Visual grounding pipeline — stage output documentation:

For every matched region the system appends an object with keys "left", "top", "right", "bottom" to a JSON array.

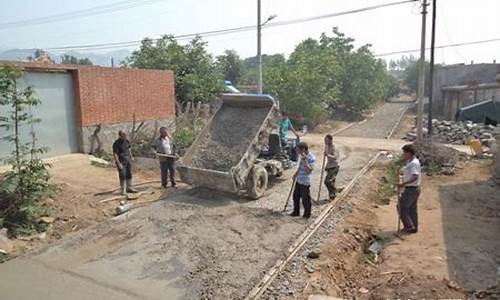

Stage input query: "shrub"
[{"left": 0, "top": 65, "right": 52, "bottom": 236}]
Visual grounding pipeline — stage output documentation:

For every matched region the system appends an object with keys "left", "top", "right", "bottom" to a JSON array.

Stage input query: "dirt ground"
[
  {"left": 0, "top": 136, "right": 380, "bottom": 300},
  {"left": 2, "top": 154, "right": 163, "bottom": 258},
  {"left": 269, "top": 158, "right": 499, "bottom": 300},
  {"left": 391, "top": 112, "right": 415, "bottom": 139}
]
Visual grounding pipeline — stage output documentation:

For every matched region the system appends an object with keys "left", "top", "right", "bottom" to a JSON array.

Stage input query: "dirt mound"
[
  {"left": 412, "top": 142, "right": 467, "bottom": 174},
  {"left": 189, "top": 106, "right": 269, "bottom": 172}
]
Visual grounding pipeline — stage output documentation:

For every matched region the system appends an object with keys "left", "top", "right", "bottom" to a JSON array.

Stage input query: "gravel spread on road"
[{"left": 189, "top": 105, "right": 270, "bottom": 172}]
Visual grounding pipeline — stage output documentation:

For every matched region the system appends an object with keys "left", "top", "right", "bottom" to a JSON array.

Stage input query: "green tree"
[
  {"left": 124, "top": 35, "right": 223, "bottom": 104},
  {"left": 260, "top": 27, "right": 398, "bottom": 123},
  {"left": 216, "top": 50, "right": 244, "bottom": 85},
  {"left": 403, "top": 58, "right": 430, "bottom": 93},
  {"left": 61, "top": 54, "right": 93, "bottom": 65},
  {"left": 0, "top": 65, "right": 51, "bottom": 236}
]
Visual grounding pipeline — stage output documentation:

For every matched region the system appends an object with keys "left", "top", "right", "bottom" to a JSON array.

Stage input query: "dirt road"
[
  {"left": 338, "top": 101, "right": 411, "bottom": 138},
  {"left": 0, "top": 149, "right": 377, "bottom": 300},
  {"left": 0, "top": 102, "right": 413, "bottom": 300}
]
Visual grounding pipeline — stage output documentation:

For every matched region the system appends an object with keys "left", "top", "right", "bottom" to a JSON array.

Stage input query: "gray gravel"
[{"left": 338, "top": 102, "right": 411, "bottom": 139}]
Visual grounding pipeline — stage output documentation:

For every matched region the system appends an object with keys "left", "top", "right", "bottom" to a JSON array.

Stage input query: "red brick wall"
[{"left": 74, "top": 67, "right": 175, "bottom": 126}]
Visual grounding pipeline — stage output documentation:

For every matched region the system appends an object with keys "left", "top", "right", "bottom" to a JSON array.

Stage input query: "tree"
[
  {"left": 403, "top": 58, "right": 430, "bottom": 93},
  {"left": 260, "top": 27, "right": 398, "bottom": 124},
  {"left": 216, "top": 50, "right": 244, "bottom": 85},
  {"left": 0, "top": 65, "right": 51, "bottom": 236},
  {"left": 61, "top": 54, "right": 93, "bottom": 65},
  {"left": 124, "top": 35, "right": 223, "bottom": 104},
  {"left": 240, "top": 54, "right": 287, "bottom": 86}
]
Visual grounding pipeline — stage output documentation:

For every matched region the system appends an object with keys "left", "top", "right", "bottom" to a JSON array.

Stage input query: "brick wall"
[{"left": 75, "top": 67, "right": 175, "bottom": 127}]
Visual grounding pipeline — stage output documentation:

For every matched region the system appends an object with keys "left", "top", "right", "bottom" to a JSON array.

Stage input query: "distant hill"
[{"left": 0, "top": 48, "right": 131, "bottom": 67}]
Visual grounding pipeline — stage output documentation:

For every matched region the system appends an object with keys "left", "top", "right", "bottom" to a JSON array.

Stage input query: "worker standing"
[
  {"left": 398, "top": 144, "right": 421, "bottom": 234},
  {"left": 153, "top": 127, "right": 177, "bottom": 189},
  {"left": 323, "top": 134, "right": 340, "bottom": 200},
  {"left": 112, "top": 130, "right": 137, "bottom": 195},
  {"left": 291, "top": 142, "right": 316, "bottom": 219},
  {"left": 279, "top": 111, "right": 300, "bottom": 147}
]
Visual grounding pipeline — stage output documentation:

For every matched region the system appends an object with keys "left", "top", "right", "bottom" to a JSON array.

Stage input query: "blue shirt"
[{"left": 297, "top": 152, "right": 316, "bottom": 186}]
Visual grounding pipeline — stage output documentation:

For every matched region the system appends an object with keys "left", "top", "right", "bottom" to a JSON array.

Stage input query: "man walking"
[
  {"left": 323, "top": 134, "right": 340, "bottom": 200},
  {"left": 398, "top": 144, "right": 421, "bottom": 234},
  {"left": 291, "top": 142, "right": 316, "bottom": 219},
  {"left": 153, "top": 127, "right": 176, "bottom": 189},
  {"left": 112, "top": 130, "right": 137, "bottom": 195}
]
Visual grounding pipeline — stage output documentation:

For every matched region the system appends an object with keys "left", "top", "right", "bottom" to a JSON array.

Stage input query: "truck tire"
[{"left": 246, "top": 166, "right": 268, "bottom": 200}]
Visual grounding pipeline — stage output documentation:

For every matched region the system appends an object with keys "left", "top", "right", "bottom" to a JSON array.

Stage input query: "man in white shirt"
[
  {"left": 153, "top": 127, "right": 176, "bottom": 189},
  {"left": 398, "top": 144, "right": 421, "bottom": 234}
]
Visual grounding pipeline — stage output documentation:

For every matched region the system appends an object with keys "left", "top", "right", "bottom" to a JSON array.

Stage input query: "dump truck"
[{"left": 177, "top": 93, "right": 293, "bottom": 199}]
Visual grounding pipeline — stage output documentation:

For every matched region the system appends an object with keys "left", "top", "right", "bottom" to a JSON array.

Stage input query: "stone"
[
  {"left": 441, "top": 167, "right": 456, "bottom": 176},
  {"left": 39, "top": 216, "right": 55, "bottom": 224},
  {"left": 307, "top": 249, "right": 321, "bottom": 259},
  {"left": 308, "top": 295, "right": 345, "bottom": 300},
  {"left": 0, "top": 228, "right": 13, "bottom": 253},
  {"left": 306, "top": 264, "right": 316, "bottom": 273}
]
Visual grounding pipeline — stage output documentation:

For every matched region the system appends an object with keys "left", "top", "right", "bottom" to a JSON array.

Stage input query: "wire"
[
  {"left": 375, "top": 37, "right": 500, "bottom": 57},
  {"left": 41, "top": 0, "right": 417, "bottom": 51},
  {"left": 0, "top": 0, "right": 165, "bottom": 30}
]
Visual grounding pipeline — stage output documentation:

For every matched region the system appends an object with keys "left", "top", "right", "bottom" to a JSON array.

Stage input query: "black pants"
[
  {"left": 293, "top": 183, "right": 312, "bottom": 217},
  {"left": 399, "top": 187, "right": 420, "bottom": 231},
  {"left": 117, "top": 159, "right": 132, "bottom": 180},
  {"left": 160, "top": 158, "right": 176, "bottom": 187}
]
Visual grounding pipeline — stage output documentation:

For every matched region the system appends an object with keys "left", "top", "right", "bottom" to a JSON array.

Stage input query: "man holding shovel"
[
  {"left": 323, "top": 134, "right": 340, "bottom": 200},
  {"left": 290, "top": 142, "right": 316, "bottom": 219},
  {"left": 397, "top": 144, "right": 421, "bottom": 234},
  {"left": 153, "top": 127, "right": 177, "bottom": 189}
]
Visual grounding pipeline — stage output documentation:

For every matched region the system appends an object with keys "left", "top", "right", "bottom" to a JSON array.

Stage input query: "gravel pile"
[
  {"left": 404, "top": 119, "right": 498, "bottom": 150},
  {"left": 188, "top": 105, "right": 270, "bottom": 172}
]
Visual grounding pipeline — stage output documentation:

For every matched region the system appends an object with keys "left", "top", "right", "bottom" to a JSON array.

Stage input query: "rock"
[
  {"left": 307, "top": 249, "right": 321, "bottom": 259},
  {"left": 367, "top": 240, "right": 383, "bottom": 255},
  {"left": 441, "top": 167, "right": 456, "bottom": 176},
  {"left": 308, "top": 295, "right": 345, "bottom": 300},
  {"left": 89, "top": 156, "right": 110, "bottom": 167},
  {"left": 306, "top": 264, "right": 316, "bottom": 273},
  {"left": 39, "top": 216, "right": 55, "bottom": 224},
  {"left": 0, "top": 228, "right": 13, "bottom": 253}
]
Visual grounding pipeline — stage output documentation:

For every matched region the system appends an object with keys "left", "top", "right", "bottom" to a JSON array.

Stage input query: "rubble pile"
[
  {"left": 412, "top": 142, "right": 468, "bottom": 176},
  {"left": 404, "top": 119, "right": 498, "bottom": 153}
]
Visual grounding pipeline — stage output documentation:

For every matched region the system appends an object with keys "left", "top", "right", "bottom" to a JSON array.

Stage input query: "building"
[
  {"left": 432, "top": 63, "right": 500, "bottom": 120},
  {"left": 0, "top": 61, "right": 175, "bottom": 159}
]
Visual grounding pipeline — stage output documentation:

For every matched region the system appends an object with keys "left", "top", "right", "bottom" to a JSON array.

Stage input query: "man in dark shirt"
[{"left": 112, "top": 130, "right": 137, "bottom": 195}]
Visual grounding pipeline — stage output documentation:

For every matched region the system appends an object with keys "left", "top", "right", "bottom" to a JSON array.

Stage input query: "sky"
[{"left": 0, "top": 0, "right": 499, "bottom": 64}]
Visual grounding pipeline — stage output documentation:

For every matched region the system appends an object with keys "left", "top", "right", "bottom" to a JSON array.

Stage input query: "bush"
[
  {"left": 0, "top": 65, "right": 52, "bottom": 236},
  {"left": 173, "top": 127, "right": 197, "bottom": 150},
  {"left": 378, "top": 156, "right": 404, "bottom": 205}
]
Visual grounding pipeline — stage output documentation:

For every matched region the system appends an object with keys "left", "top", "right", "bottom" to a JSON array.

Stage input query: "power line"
[
  {"left": 0, "top": 0, "right": 164, "bottom": 30},
  {"left": 42, "top": 0, "right": 417, "bottom": 51},
  {"left": 375, "top": 37, "right": 500, "bottom": 57}
]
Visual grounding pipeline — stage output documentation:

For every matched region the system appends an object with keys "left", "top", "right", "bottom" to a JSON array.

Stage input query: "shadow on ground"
[{"left": 439, "top": 179, "right": 500, "bottom": 290}]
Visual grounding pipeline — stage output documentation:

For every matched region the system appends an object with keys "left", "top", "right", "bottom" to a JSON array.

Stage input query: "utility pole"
[
  {"left": 257, "top": 0, "right": 263, "bottom": 94},
  {"left": 427, "top": 0, "right": 437, "bottom": 136},
  {"left": 416, "top": 0, "right": 428, "bottom": 143}
]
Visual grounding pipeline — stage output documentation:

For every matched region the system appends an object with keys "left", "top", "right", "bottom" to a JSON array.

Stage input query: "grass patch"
[{"left": 378, "top": 155, "right": 404, "bottom": 205}]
